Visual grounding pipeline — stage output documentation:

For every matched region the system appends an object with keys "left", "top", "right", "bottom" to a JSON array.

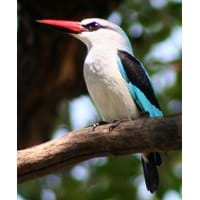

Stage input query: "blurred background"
[{"left": 17, "top": 0, "right": 182, "bottom": 199}]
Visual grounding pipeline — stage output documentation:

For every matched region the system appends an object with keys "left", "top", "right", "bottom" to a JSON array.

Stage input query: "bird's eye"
[{"left": 83, "top": 22, "right": 101, "bottom": 31}]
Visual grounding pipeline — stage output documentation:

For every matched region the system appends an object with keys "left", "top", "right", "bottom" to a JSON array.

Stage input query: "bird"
[{"left": 36, "top": 18, "right": 163, "bottom": 193}]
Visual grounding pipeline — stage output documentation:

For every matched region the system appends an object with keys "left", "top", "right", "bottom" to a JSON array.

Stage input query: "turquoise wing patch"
[
  {"left": 117, "top": 57, "right": 163, "bottom": 117},
  {"left": 128, "top": 83, "right": 163, "bottom": 117}
]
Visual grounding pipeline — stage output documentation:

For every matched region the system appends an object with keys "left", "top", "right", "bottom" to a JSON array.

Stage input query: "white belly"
[{"left": 84, "top": 49, "right": 139, "bottom": 122}]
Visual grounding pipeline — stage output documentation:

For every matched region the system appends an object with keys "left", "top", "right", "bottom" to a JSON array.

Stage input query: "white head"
[{"left": 37, "top": 18, "right": 133, "bottom": 54}]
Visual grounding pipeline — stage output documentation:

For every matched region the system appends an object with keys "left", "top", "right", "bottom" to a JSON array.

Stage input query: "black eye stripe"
[{"left": 83, "top": 22, "right": 103, "bottom": 31}]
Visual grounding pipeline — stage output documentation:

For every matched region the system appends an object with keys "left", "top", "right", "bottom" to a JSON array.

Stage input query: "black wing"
[{"left": 118, "top": 50, "right": 161, "bottom": 110}]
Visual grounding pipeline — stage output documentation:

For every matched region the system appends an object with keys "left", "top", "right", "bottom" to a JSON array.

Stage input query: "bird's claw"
[{"left": 91, "top": 121, "right": 108, "bottom": 131}]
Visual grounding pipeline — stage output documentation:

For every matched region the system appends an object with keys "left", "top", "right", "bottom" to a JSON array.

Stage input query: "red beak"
[{"left": 36, "top": 19, "right": 85, "bottom": 33}]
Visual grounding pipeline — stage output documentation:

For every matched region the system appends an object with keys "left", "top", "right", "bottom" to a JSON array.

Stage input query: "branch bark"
[{"left": 18, "top": 114, "right": 181, "bottom": 183}]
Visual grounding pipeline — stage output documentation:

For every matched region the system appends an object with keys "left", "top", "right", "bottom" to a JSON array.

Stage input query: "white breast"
[{"left": 83, "top": 47, "right": 139, "bottom": 122}]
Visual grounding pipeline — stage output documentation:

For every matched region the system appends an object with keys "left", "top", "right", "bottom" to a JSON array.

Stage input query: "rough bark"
[{"left": 18, "top": 114, "right": 181, "bottom": 183}]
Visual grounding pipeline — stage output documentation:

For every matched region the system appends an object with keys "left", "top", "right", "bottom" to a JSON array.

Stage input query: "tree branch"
[{"left": 18, "top": 114, "right": 181, "bottom": 183}]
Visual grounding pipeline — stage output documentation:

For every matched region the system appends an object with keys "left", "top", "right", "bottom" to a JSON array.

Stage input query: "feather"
[
  {"left": 117, "top": 50, "right": 163, "bottom": 193},
  {"left": 117, "top": 50, "right": 162, "bottom": 117},
  {"left": 141, "top": 153, "right": 162, "bottom": 193}
]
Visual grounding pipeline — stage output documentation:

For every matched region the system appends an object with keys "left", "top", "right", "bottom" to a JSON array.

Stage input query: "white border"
[
  {"left": 0, "top": 1, "right": 17, "bottom": 199},
  {"left": 183, "top": 1, "right": 200, "bottom": 199}
]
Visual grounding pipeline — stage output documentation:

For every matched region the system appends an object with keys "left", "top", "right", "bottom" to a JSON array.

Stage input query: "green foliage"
[
  {"left": 18, "top": 0, "right": 182, "bottom": 199},
  {"left": 18, "top": 154, "right": 181, "bottom": 200}
]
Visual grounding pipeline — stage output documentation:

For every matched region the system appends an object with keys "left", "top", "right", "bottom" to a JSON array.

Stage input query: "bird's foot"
[
  {"left": 91, "top": 121, "right": 108, "bottom": 131},
  {"left": 109, "top": 118, "right": 130, "bottom": 132}
]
